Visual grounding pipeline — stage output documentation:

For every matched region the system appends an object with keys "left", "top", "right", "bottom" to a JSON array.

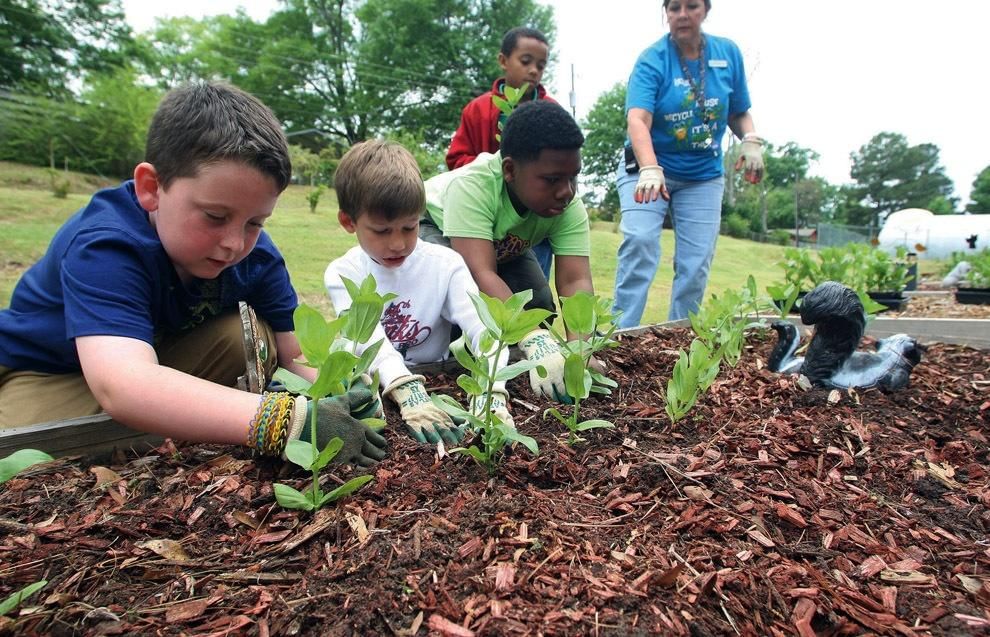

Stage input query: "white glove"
[
  {"left": 384, "top": 375, "right": 463, "bottom": 445},
  {"left": 634, "top": 165, "right": 667, "bottom": 203},
  {"left": 470, "top": 389, "right": 515, "bottom": 429},
  {"left": 734, "top": 134, "right": 765, "bottom": 184},
  {"left": 518, "top": 329, "right": 570, "bottom": 404}
]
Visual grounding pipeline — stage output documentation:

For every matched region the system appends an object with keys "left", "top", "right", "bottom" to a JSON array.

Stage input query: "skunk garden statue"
[{"left": 768, "top": 281, "right": 923, "bottom": 391}]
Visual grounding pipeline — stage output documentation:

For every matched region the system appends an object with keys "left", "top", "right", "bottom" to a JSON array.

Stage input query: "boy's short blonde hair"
[{"left": 334, "top": 140, "right": 425, "bottom": 221}]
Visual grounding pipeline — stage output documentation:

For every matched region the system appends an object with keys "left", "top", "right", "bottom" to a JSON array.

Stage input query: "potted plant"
[
  {"left": 860, "top": 245, "right": 913, "bottom": 312},
  {"left": 954, "top": 248, "right": 990, "bottom": 305}
]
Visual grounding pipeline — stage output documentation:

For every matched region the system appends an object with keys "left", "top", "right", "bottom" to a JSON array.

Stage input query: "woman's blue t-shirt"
[
  {"left": 625, "top": 33, "right": 751, "bottom": 181},
  {"left": 0, "top": 181, "right": 298, "bottom": 374}
]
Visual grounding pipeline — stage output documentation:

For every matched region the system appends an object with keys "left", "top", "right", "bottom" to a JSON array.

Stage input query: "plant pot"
[
  {"left": 867, "top": 291, "right": 908, "bottom": 313},
  {"left": 954, "top": 287, "right": 990, "bottom": 305}
]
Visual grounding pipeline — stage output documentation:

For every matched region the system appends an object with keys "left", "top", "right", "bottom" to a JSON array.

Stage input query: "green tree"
[
  {"left": 580, "top": 83, "right": 626, "bottom": 220},
  {"left": 966, "top": 165, "right": 990, "bottom": 213},
  {"left": 849, "top": 132, "right": 956, "bottom": 227},
  {"left": 0, "top": 0, "right": 134, "bottom": 96}
]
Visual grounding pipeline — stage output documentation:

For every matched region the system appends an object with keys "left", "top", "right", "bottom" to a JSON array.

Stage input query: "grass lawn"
[{"left": 2, "top": 162, "right": 795, "bottom": 323}]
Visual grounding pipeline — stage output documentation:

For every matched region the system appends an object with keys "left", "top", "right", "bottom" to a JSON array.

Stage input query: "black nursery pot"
[
  {"left": 867, "top": 291, "right": 908, "bottom": 313},
  {"left": 955, "top": 288, "right": 990, "bottom": 305}
]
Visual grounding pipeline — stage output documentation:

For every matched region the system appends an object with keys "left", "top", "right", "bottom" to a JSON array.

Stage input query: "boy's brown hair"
[
  {"left": 145, "top": 81, "right": 292, "bottom": 191},
  {"left": 334, "top": 140, "right": 425, "bottom": 221}
]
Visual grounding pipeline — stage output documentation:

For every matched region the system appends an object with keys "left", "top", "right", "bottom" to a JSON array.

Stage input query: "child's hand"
[
  {"left": 385, "top": 375, "right": 464, "bottom": 445},
  {"left": 471, "top": 389, "right": 514, "bottom": 429},
  {"left": 289, "top": 391, "right": 388, "bottom": 467},
  {"left": 518, "top": 329, "right": 572, "bottom": 405}
]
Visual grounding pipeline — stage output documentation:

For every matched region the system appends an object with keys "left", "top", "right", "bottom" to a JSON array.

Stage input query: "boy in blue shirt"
[{"left": 0, "top": 82, "right": 386, "bottom": 466}]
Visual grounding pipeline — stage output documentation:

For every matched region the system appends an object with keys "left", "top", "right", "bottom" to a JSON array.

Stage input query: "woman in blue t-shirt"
[{"left": 613, "top": 0, "right": 765, "bottom": 326}]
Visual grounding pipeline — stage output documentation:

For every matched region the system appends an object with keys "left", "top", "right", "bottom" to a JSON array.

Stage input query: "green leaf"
[
  {"left": 542, "top": 407, "right": 567, "bottom": 424},
  {"left": 273, "top": 483, "right": 315, "bottom": 511},
  {"left": 457, "top": 375, "right": 484, "bottom": 396},
  {"left": 431, "top": 394, "right": 472, "bottom": 421},
  {"left": 310, "top": 351, "right": 360, "bottom": 398},
  {"left": 491, "top": 94, "right": 513, "bottom": 116},
  {"left": 576, "top": 419, "right": 615, "bottom": 431},
  {"left": 504, "top": 308, "right": 554, "bottom": 343},
  {"left": 493, "top": 359, "right": 543, "bottom": 382},
  {"left": 0, "top": 580, "right": 47, "bottom": 615},
  {"left": 343, "top": 294, "right": 386, "bottom": 344},
  {"left": 319, "top": 474, "right": 373, "bottom": 506},
  {"left": 340, "top": 275, "right": 361, "bottom": 300},
  {"left": 362, "top": 417, "right": 387, "bottom": 432},
  {"left": 563, "top": 353, "right": 591, "bottom": 400},
  {"left": 293, "top": 305, "right": 336, "bottom": 368},
  {"left": 469, "top": 293, "right": 501, "bottom": 338},
  {"left": 560, "top": 291, "right": 597, "bottom": 334},
  {"left": 313, "top": 437, "right": 344, "bottom": 472},
  {"left": 499, "top": 426, "right": 539, "bottom": 455},
  {"left": 351, "top": 338, "right": 384, "bottom": 381},
  {"left": 454, "top": 445, "right": 490, "bottom": 464},
  {"left": 272, "top": 368, "right": 313, "bottom": 395},
  {"left": 0, "top": 449, "right": 54, "bottom": 484},
  {"left": 449, "top": 336, "right": 484, "bottom": 377},
  {"left": 283, "top": 439, "right": 315, "bottom": 470}
]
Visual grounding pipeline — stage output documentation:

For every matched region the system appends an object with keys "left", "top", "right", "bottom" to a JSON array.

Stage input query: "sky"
[{"left": 121, "top": 0, "right": 990, "bottom": 204}]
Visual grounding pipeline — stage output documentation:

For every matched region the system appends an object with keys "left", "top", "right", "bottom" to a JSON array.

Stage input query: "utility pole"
[{"left": 569, "top": 64, "right": 577, "bottom": 117}]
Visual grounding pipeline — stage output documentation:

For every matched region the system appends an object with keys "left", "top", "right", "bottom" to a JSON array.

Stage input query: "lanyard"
[{"left": 672, "top": 35, "right": 716, "bottom": 153}]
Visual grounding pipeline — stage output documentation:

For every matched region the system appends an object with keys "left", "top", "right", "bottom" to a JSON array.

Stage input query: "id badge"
[{"left": 709, "top": 59, "right": 728, "bottom": 69}]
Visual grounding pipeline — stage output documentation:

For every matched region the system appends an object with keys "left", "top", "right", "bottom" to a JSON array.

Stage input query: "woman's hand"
[
  {"left": 734, "top": 134, "right": 765, "bottom": 184},
  {"left": 634, "top": 165, "right": 670, "bottom": 203}
]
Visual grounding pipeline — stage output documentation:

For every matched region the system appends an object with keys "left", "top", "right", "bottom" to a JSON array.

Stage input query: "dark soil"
[{"left": 1, "top": 325, "right": 989, "bottom": 636}]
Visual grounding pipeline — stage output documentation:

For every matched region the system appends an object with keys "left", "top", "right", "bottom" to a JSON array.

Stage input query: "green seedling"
[
  {"left": 0, "top": 580, "right": 47, "bottom": 616},
  {"left": 542, "top": 292, "right": 619, "bottom": 444},
  {"left": 0, "top": 449, "right": 54, "bottom": 484},
  {"left": 431, "top": 290, "right": 547, "bottom": 474},
  {"left": 665, "top": 338, "right": 719, "bottom": 424},
  {"left": 766, "top": 282, "right": 801, "bottom": 318},
  {"left": 492, "top": 82, "right": 530, "bottom": 142},
  {"left": 271, "top": 275, "right": 395, "bottom": 511}
]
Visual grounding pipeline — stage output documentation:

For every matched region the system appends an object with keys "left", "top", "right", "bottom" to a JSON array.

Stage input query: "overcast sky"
[{"left": 121, "top": 0, "right": 989, "bottom": 204}]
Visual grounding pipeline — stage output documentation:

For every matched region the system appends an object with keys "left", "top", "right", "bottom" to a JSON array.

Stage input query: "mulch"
[{"left": 1, "top": 316, "right": 989, "bottom": 636}]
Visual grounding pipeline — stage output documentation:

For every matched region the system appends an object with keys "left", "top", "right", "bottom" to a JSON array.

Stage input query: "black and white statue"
[{"left": 769, "top": 281, "right": 923, "bottom": 391}]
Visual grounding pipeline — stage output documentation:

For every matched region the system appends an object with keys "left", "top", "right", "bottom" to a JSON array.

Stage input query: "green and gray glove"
[
  {"left": 470, "top": 389, "right": 514, "bottom": 428},
  {"left": 384, "top": 374, "right": 464, "bottom": 445},
  {"left": 286, "top": 389, "right": 388, "bottom": 467},
  {"left": 518, "top": 329, "right": 572, "bottom": 404}
]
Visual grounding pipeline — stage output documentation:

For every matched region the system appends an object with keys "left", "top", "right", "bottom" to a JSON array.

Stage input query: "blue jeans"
[
  {"left": 532, "top": 238, "right": 553, "bottom": 280},
  {"left": 613, "top": 161, "right": 724, "bottom": 327}
]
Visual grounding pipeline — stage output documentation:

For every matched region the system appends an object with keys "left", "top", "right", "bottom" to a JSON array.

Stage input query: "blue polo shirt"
[{"left": 0, "top": 181, "right": 298, "bottom": 374}]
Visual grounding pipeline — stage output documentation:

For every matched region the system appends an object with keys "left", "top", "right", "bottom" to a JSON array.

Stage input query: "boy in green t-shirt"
[{"left": 420, "top": 100, "right": 596, "bottom": 404}]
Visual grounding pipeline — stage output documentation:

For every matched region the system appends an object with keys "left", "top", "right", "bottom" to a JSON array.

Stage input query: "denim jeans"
[
  {"left": 613, "top": 161, "right": 724, "bottom": 327},
  {"left": 532, "top": 238, "right": 553, "bottom": 280}
]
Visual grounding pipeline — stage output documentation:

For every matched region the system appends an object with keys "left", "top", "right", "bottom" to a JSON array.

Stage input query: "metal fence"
[{"left": 815, "top": 223, "right": 878, "bottom": 249}]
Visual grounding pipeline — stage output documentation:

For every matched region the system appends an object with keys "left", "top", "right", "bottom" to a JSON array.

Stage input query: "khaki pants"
[{"left": 0, "top": 311, "right": 277, "bottom": 427}]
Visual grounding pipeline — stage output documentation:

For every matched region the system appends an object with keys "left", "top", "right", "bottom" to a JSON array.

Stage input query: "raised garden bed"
[
  {"left": 1, "top": 320, "right": 988, "bottom": 636},
  {"left": 955, "top": 288, "right": 990, "bottom": 306}
]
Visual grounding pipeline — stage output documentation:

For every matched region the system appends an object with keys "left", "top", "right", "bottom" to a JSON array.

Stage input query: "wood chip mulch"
[{"left": 1, "top": 322, "right": 988, "bottom": 636}]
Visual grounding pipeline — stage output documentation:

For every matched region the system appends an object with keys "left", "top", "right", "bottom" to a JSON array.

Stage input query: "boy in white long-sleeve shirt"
[{"left": 325, "top": 140, "right": 512, "bottom": 445}]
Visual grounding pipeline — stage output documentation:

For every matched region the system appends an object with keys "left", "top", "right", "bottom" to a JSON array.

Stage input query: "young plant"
[
  {"left": 0, "top": 449, "right": 54, "bottom": 484},
  {"left": 431, "top": 290, "right": 547, "bottom": 474},
  {"left": 0, "top": 580, "right": 47, "bottom": 616},
  {"left": 665, "top": 339, "right": 720, "bottom": 424},
  {"left": 491, "top": 82, "right": 530, "bottom": 142},
  {"left": 766, "top": 282, "right": 801, "bottom": 318},
  {"left": 542, "top": 292, "right": 619, "bottom": 444},
  {"left": 271, "top": 275, "right": 394, "bottom": 511}
]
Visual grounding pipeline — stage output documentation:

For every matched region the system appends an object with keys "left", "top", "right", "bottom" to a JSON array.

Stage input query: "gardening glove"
[
  {"left": 350, "top": 373, "right": 384, "bottom": 419},
  {"left": 519, "top": 329, "right": 572, "bottom": 404},
  {"left": 633, "top": 165, "right": 669, "bottom": 203},
  {"left": 470, "top": 389, "right": 515, "bottom": 429},
  {"left": 286, "top": 390, "right": 388, "bottom": 467},
  {"left": 384, "top": 375, "right": 464, "bottom": 445},
  {"left": 734, "top": 134, "right": 765, "bottom": 184}
]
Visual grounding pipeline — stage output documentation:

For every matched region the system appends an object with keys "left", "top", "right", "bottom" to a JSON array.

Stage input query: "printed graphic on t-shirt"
[
  {"left": 382, "top": 300, "right": 432, "bottom": 357},
  {"left": 665, "top": 80, "right": 725, "bottom": 150},
  {"left": 178, "top": 279, "right": 224, "bottom": 332},
  {"left": 493, "top": 233, "right": 530, "bottom": 263}
]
